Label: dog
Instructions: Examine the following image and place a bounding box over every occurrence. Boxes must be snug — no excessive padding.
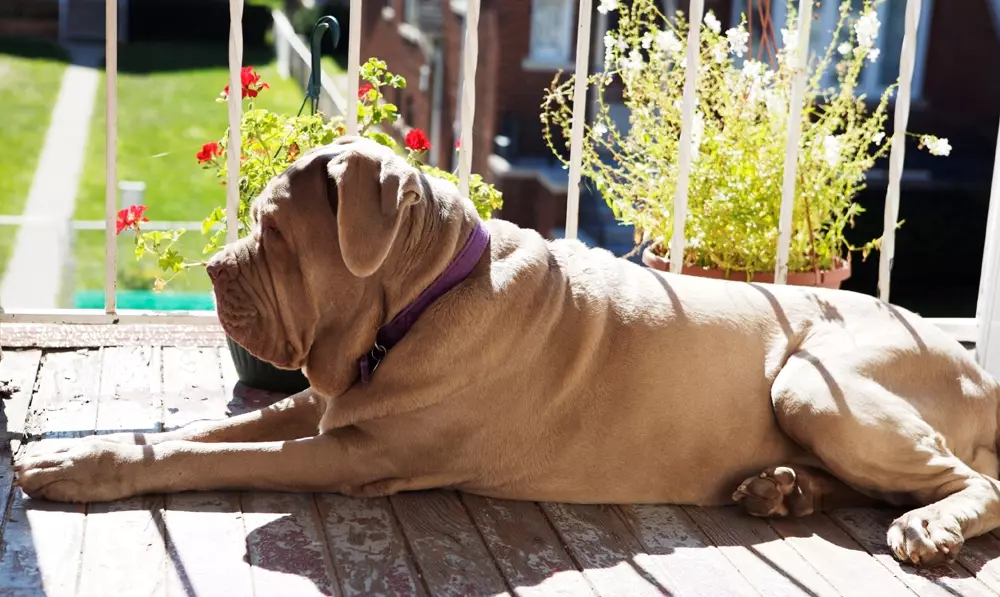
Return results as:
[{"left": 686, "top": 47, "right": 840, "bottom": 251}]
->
[{"left": 15, "top": 136, "right": 1000, "bottom": 567}]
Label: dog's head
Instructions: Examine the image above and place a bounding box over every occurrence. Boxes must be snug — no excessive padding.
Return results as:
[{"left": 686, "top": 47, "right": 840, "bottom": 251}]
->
[{"left": 206, "top": 136, "right": 423, "bottom": 377}]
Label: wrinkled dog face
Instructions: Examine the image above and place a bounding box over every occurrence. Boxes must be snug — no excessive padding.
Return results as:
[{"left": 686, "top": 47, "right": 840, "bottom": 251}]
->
[{"left": 206, "top": 136, "right": 422, "bottom": 370}]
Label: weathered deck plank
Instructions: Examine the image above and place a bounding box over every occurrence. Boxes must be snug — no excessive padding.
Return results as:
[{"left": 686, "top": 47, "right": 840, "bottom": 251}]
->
[
  {"left": 0, "top": 348, "right": 92, "bottom": 596},
  {"left": 162, "top": 346, "right": 224, "bottom": 430},
  {"left": 953, "top": 530, "right": 1000, "bottom": 594},
  {"left": 540, "top": 503, "right": 668, "bottom": 597},
  {"left": 684, "top": 506, "right": 840, "bottom": 597},
  {"left": 78, "top": 346, "right": 167, "bottom": 597},
  {"left": 161, "top": 346, "right": 255, "bottom": 597},
  {"left": 462, "top": 495, "right": 596, "bottom": 597},
  {"left": 317, "top": 494, "right": 425, "bottom": 597},
  {"left": 831, "top": 507, "right": 995, "bottom": 597},
  {"left": 769, "top": 514, "right": 915, "bottom": 596},
  {"left": 27, "top": 349, "right": 101, "bottom": 439},
  {"left": 391, "top": 490, "right": 510, "bottom": 597},
  {"left": 242, "top": 492, "right": 340, "bottom": 597},
  {"left": 621, "top": 504, "right": 759, "bottom": 597},
  {"left": 0, "top": 348, "right": 42, "bottom": 449},
  {"left": 0, "top": 486, "right": 86, "bottom": 596}
]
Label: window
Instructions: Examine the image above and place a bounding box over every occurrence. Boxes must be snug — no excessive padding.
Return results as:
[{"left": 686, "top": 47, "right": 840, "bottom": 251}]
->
[
  {"left": 403, "top": 0, "right": 419, "bottom": 24},
  {"left": 528, "top": 0, "right": 575, "bottom": 65},
  {"left": 729, "top": 0, "right": 934, "bottom": 100}
]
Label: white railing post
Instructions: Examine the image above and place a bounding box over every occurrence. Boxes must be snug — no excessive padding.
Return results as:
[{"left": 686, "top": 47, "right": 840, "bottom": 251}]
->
[
  {"left": 563, "top": 0, "right": 594, "bottom": 241},
  {"left": 346, "top": 0, "right": 361, "bottom": 135},
  {"left": 669, "top": 0, "right": 704, "bottom": 274},
  {"left": 226, "top": 0, "right": 244, "bottom": 245},
  {"left": 878, "top": 0, "right": 922, "bottom": 302},
  {"left": 976, "top": 118, "right": 1000, "bottom": 376},
  {"left": 457, "top": 0, "right": 481, "bottom": 200},
  {"left": 774, "top": 0, "right": 814, "bottom": 284},
  {"left": 104, "top": 0, "right": 118, "bottom": 315}
]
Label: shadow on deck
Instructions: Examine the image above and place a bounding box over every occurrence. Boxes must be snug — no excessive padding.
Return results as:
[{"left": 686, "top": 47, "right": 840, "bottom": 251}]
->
[{"left": 0, "top": 324, "right": 998, "bottom": 596}]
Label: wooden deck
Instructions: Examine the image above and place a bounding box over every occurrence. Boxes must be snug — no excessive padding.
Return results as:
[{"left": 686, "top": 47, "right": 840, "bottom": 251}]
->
[{"left": 2, "top": 325, "right": 1000, "bottom": 596}]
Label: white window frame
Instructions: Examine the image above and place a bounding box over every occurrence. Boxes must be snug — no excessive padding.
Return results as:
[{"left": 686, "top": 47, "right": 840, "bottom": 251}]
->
[
  {"left": 729, "top": 0, "right": 933, "bottom": 101},
  {"left": 524, "top": 0, "right": 575, "bottom": 70}
]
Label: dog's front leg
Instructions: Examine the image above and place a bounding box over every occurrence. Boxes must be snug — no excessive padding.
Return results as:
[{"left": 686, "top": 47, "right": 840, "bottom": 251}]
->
[
  {"left": 15, "top": 426, "right": 390, "bottom": 503},
  {"left": 97, "top": 388, "right": 326, "bottom": 447}
]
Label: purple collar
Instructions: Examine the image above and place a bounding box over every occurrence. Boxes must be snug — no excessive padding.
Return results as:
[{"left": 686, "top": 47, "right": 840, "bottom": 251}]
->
[{"left": 358, "top": 222, "right": 490, "bottom": 383}]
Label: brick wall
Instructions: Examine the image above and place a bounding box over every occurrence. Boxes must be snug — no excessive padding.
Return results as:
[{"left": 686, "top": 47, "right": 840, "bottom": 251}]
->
[
  {"left": 0, "top": 0, "right": 58, "bottom": 37},
  {"left": 492, "top": 175, "right": 567, "bottom": 238},
  {"left": 360, "top": 0, "right": 497, "bottom": 176}
]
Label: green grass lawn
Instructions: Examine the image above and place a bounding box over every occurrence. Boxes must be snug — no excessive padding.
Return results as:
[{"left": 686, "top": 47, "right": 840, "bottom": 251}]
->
[
  {"left": 0, "top": 37, "right": 69, "bottom": 274},
  {"left": 72, "top": 42, "right": 306, "bottom": 300}
]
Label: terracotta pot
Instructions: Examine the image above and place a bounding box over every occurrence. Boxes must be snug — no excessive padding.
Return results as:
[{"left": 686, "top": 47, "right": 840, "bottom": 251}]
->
[{"left": 641, "top": 247, "right": 851, "bottom": 289}]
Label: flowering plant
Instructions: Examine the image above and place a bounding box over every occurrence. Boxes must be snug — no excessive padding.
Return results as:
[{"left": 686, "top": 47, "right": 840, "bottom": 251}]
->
[
  {"left": 118, "top": 59, "right": 502, "bottom": 290},
  {"left": 541, "top": 0, "right": 950, "bottom": 278}
]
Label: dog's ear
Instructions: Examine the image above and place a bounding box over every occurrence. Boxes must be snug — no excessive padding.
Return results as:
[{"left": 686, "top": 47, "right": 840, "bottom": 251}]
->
[{"left": 327, "top": 148, "right": 421, "bottom": 278}]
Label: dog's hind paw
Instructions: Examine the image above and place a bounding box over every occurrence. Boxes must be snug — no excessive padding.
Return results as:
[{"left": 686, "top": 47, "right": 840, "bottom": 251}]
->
[{"left": 732, "top": 466, "right": 816, "bottom": 518}]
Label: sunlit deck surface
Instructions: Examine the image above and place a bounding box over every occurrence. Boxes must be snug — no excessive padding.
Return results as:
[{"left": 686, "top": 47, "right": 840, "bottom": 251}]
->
[{"left": 0, "top": 323, "right": 997, "bottom": 596}]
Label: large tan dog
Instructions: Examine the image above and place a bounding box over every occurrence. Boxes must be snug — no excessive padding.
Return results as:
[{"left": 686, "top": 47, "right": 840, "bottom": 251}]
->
[{"left": 14, "top": 136, "right": 1000, "bottom": 567}]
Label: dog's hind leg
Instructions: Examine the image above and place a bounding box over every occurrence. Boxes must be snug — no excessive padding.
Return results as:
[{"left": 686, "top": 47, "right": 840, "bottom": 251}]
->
[
  {"left": 732, "top": 464, "right": 881, "bottom": 517},
  {"left": 738, "top": 350, "right": 1000, "bottom": 567}
]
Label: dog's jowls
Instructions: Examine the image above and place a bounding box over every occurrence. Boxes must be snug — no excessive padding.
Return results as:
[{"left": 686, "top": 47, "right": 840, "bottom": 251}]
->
[{"left": 15, "top": 135, "right": 1000, "bottom": 567}]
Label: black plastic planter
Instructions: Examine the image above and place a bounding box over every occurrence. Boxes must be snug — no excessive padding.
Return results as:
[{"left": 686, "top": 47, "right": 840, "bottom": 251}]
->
[{"left": 226, "top": 336, "right": 310, "bottom": 394}]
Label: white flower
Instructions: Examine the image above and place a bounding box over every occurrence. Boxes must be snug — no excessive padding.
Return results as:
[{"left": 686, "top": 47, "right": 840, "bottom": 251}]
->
[
  {"left": 867, "top": 48, "right": 880, "bottom": 63},
  {"left": 780, "top": 27, "right": 799, "bottom": 53},
  {"left": 822, "top": 135, "right": 843, "bottom": 167},
  {"left": 741, "top": 59, "right": 767, "bottom": 81},
  {"left": 872, "top": 132, "right": 885, "bottom": 145},
  {"left": 603, "top": 32, "right": 617, "bottom": 65},
  {"left": 688, "top": 232, "right": 704, "bottom": 248},
  {"left": 726, "top": 26, "right": 749, "bottom": 57},
  {"left": 691, "top": 111, "right": 705, "bottom": 159},
  {"left": 597, "top": 0, "right": 618, "bottom": 15},
  {"left": 704, "top": 11, "right": 721, "bottom": 34},
  {"left": 641, "top": 32, "right": 654, "bottom": 50},
  {"left": 922, "top": 135, "right": 952, "bottom": 157},
  {"left": 656, "top": 29, "right": 683, "bottom": 55},
  {"left": 764, "top": 89, "right": 785, "bottom": 116},
  {"left": 854, "top": 11, "right": 880, "bottom": 49},
  {"left": 592, "top": 122, "right": 608, "bottom": 138},
  {"left": 619, "top": 50, "right": 645, "bottom": 74},
  {"left": 712, "top": 44, "right": 728, "bottom": 64},
  {"left": 837, "top": 42, "right": 852, "bottom": 56}
]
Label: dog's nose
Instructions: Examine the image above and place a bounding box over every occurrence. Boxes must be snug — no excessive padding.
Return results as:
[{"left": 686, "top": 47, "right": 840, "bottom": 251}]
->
[{"left": 206, "top": 254, "right": 230, "bottom": 283}]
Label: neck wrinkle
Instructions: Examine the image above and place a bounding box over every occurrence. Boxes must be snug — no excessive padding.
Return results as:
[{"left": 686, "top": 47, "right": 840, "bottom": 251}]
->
[{"left": 378, "top": 181, "right": 477, "bottom": 329}]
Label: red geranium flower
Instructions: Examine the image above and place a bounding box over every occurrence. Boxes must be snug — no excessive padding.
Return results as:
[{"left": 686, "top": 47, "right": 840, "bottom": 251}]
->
[
  {"left": 196, "top": 141, "right": 223, "bottom": 164},
  {"left": 222, "top": 66, "right": 269, "bottom": 99},
  {"left": 358, "top": 83, "right": 373, "bottom": 99},
  {"left": 405, "top": 128, "right": 431, "bottom": 152},
  {"left": 116, "top": 205, "right": 149, "bottom": 235}
]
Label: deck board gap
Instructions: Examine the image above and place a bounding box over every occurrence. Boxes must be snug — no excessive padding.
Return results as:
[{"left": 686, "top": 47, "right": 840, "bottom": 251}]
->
[{"left": 387, "top": 493, "right": 435, "bottom": 597}]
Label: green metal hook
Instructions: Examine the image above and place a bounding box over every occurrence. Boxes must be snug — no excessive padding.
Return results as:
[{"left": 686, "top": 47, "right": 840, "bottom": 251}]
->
[{"left": 302, "top": 15, "right": 342, "bottom": 116}]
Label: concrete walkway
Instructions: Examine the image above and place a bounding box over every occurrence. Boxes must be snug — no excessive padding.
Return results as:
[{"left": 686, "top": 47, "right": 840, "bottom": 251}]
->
[{"left": 0, "top": 45, "right": 102, "bottom": 310}]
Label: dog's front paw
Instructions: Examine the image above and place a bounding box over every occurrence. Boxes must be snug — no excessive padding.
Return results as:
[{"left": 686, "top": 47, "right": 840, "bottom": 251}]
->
[
  {"left": 14, "top": 438, "right": 144, "bottom": 503},
  {"left": 887, "top": 508, "right": 964, "bottom": 567}
]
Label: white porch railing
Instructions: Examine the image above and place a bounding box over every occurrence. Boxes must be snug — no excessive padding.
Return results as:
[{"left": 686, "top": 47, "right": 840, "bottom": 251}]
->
[{"left": 0, "top": 0, "right": 996, "bottom": 372}]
